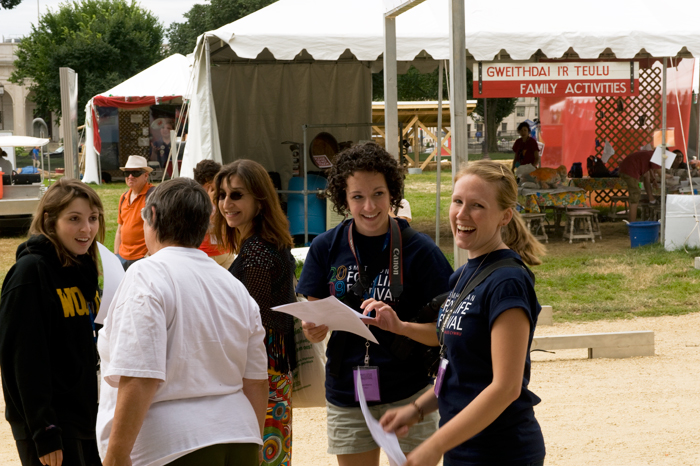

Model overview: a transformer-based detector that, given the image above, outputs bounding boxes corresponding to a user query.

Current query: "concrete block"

[539,305,553,326]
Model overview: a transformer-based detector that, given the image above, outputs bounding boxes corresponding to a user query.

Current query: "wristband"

[411,401,424,422]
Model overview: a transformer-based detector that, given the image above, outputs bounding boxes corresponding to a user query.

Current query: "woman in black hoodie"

[0,178,105,466]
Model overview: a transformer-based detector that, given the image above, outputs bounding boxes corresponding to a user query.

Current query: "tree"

[167,0,278,56]
[10,0,164,123]
[1,0,22,9]
[471,98,518,153]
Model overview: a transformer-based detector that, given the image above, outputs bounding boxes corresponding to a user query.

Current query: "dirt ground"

[1,311,699,465]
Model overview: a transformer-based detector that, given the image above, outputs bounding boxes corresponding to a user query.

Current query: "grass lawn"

[2,174,700,323]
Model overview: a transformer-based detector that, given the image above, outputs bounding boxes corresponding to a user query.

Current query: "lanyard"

[347,217,404,300]
[87,302,97,344]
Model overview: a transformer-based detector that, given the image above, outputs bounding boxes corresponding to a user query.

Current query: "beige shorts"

[326,385,438,455]
[620,173,641,204]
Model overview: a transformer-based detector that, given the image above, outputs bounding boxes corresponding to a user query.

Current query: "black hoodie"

[0,235,100,458]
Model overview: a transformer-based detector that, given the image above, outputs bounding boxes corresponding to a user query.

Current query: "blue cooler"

[288,175,327,239]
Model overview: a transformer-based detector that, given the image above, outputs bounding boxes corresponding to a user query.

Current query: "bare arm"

[102,377,160,466]
[361,299,438,346]
[533,150,541,168]
[642,171,655,202]
[242,377,269,438]
[114,224,122,254]
[402,308,531,466]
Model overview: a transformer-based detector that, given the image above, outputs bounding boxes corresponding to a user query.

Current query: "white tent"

[184,0,700,180]
[83,54,193,183]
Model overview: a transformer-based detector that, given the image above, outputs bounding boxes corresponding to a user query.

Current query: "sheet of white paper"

[602,140,615,163]
[651,147,677,169]
[95,242,125,325]
[356,371,406,466]
[272,296,378,344]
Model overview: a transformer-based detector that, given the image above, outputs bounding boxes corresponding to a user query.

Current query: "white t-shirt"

[96,247,268,466]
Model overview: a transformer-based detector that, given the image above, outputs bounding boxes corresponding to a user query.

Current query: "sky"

[0,0,197,39]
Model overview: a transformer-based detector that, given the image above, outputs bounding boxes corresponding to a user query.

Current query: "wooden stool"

[563,211,596,243]
[640,202,661,221]
[521,212,548,243]
[566,206,602,239]
[608,195,630,221]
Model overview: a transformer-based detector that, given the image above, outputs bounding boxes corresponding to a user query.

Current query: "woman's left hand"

[361,299,404,335]
[404,441,443,466]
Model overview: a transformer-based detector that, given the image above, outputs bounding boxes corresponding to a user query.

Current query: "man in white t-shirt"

[97,178,268,466]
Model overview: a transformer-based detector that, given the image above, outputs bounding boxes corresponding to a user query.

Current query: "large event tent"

[184,0,700,178]
[83,54,193,183]
[180,0,700,247]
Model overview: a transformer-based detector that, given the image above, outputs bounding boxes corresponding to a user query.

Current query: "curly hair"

[193,159,221,186]
[326,142,404,216]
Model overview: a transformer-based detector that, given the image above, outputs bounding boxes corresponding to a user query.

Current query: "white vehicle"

[0,136,49,229]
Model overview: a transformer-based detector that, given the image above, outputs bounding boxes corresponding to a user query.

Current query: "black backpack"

[568,162,583,179]
[587,155,611,177]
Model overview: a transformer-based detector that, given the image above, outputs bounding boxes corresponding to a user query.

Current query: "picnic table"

[569,177,627,204]
[518,187,588,213]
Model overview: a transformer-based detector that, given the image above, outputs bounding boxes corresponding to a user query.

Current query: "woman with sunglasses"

[212,160,297,466]
[0,178,105,466]
[114,156,155,271]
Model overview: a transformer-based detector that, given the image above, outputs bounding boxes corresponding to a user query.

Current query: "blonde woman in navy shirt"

[380,160,546,466]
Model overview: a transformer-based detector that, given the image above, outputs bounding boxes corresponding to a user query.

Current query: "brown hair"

[454,161,545,266]
[30,178,106,267]
[212,160,293,253]
[326,142,404,216]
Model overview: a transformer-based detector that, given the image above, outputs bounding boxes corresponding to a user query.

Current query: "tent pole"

[449,0,469,267]
[436,60,444,246]
[303,124,308,245]
[383,16,399,160]
[661,58,668,245]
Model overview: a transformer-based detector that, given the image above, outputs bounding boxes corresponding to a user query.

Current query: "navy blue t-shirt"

[296,218,453,407]
[437,248,545,465]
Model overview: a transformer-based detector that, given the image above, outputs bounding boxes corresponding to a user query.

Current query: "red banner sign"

[474,62,640,98]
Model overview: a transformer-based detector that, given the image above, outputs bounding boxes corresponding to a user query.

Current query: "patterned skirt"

[262,370,293,466]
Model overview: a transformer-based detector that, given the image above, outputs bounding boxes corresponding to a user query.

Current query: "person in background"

[0,178,105,466]
[193,159,235,269]
[512,122,540,171]
[114,156,154,271]
[618,149,660,222]
[380,160,546,466]
[391,198,412,222]
[212,160,298,466]
[150,118,175,169]
[297,142,453,466]
[0,150,13,175]
[97,178,268,466]
[31,146,40,168]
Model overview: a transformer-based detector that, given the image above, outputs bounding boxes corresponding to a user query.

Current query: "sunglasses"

[218,191,246,201]
[123,170,146,178]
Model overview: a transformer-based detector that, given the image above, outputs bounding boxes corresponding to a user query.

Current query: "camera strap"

[347,216,404,300]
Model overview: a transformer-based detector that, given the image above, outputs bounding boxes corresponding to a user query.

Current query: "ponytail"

[501,211,545,266]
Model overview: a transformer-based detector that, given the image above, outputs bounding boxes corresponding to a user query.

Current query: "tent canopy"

[183,0,700,179]
[97,53,193,102]
[83,54,194,183]
[202,0,700,63]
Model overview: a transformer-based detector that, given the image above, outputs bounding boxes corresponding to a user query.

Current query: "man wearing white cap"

[115,155,155,270]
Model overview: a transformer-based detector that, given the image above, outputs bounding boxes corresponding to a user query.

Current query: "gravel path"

[2,312,698,465]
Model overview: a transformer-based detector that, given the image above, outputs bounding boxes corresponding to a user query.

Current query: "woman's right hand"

[39,449,63,466]
[380,404,421,438]
[301,321,328,343]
